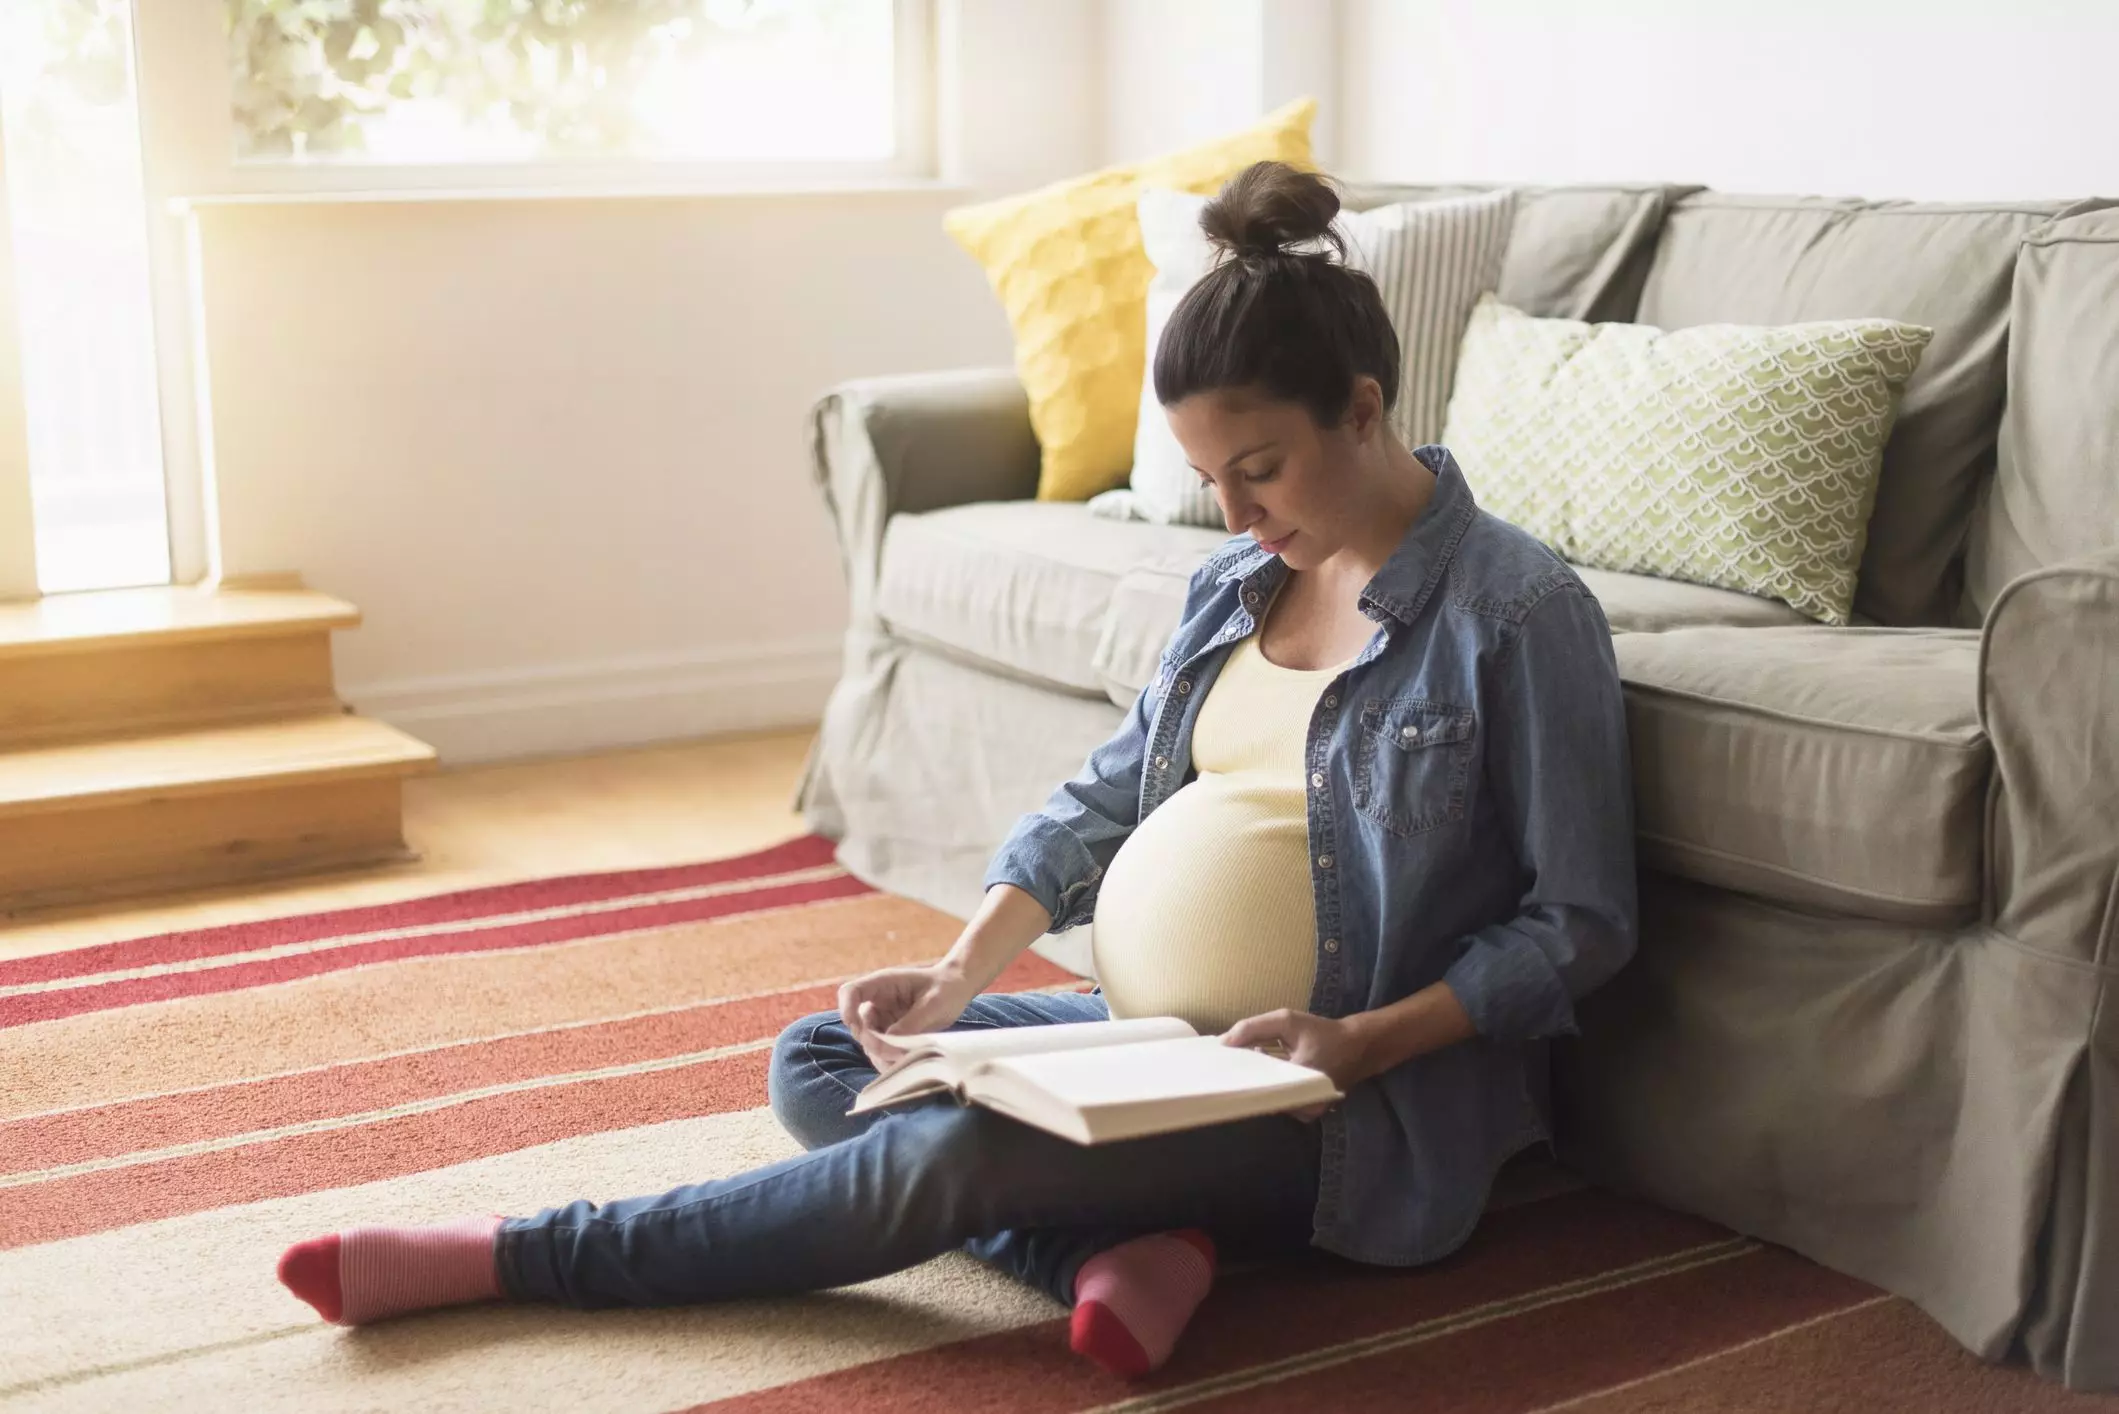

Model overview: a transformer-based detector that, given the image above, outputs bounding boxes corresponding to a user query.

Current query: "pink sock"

[277,1215,505,1325]
[1069,1229,1216,1379]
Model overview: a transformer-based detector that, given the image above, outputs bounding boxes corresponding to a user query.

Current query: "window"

[0,0,170,593]
[136,0,934,195]
[228,0,905,167]
[0,0,934,597]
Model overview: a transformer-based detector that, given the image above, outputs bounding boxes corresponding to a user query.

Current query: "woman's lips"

[1258,531,1295,554]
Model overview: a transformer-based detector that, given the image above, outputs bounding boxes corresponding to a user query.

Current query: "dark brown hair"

[1152,161,1400,428]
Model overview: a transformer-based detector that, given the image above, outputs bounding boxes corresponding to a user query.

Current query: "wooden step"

[0,583,360,657]
[0,712,439,913]
[0,711,435,819]
[0,585,360,746]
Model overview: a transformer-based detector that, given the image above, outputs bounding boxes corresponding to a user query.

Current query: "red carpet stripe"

[676,1189,1791,1414]
[0,872,872,1029]
[2,952,1078,1173]
[2,1045,774,1250]
[0,833,843,987]
[0,961,1084,1251]
[0,986,837,1174]
[1169,1246,1876,1413]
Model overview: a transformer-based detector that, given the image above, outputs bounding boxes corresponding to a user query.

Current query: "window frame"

[0,107,42,599]
[135,0,936,200]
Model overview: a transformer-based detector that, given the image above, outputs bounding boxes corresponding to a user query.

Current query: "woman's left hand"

[1221,1008,1368,1121]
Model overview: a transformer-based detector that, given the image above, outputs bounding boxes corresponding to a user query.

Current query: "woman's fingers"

[1222,1010,1295,1056]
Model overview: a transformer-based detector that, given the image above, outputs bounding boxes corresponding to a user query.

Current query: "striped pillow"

[1092,186,1517,527]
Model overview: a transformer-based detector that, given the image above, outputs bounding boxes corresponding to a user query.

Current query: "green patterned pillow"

[1440,295,1933,624]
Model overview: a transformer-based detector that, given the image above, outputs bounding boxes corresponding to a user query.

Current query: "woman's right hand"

[837,961,979,1071]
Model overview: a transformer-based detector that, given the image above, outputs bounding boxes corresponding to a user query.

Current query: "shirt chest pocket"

[1352,698,1477,839]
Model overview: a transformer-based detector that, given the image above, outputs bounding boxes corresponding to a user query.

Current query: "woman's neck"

[1318,438,1437,586]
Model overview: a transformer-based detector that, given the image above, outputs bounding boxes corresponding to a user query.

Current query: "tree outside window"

[223,0,900,164]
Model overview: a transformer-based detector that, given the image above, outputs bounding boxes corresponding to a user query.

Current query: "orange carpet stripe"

[2,952,1077,1175]
[1,892,974,1120]
[0,956,1084,1250]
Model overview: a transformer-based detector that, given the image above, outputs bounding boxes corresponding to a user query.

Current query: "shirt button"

[1323,694,1338,709]
[1244,591,1260,609]
[1323,937,1341,954]
[1175,679,1191,695]
[1401,724,1421,742]
[1317,853,1334,870]
[1310,771,1324,788]
[1154,755,1168,770]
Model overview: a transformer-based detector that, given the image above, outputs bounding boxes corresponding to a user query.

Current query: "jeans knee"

[767,1009,857,1149]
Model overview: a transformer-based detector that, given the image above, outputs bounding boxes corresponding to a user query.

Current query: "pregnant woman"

[276,161,1639,1380]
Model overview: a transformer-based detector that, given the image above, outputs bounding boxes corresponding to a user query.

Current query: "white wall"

[1341,0,2119,200]
[187,0,1100,767]
[1103,0,1340,165]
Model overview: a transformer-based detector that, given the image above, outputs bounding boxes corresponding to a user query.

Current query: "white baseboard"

[340,634,843,767]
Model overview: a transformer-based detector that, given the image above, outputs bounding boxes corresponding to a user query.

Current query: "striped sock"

[1069,1229,1216,1379]
[277,1215,505,1325]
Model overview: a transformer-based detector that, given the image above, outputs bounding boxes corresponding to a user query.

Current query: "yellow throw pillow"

[944,99,1317,502]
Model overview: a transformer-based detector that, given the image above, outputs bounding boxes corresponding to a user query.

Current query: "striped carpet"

[1,834,2105,1413]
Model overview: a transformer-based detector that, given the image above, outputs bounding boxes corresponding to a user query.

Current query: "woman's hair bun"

[1198,161,1344,264]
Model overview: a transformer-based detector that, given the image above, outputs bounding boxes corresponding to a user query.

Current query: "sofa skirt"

[1555,870,2112,1389]
[795,633,1113,974]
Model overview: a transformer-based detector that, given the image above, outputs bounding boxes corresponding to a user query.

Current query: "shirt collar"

[1214,445,1479,628]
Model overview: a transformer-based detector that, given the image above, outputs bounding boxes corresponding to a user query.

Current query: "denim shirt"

[984,445,1639,1266]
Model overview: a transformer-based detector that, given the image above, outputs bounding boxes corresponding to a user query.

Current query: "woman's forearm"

[937,883,1054,991]
[1343,981,1479,1084]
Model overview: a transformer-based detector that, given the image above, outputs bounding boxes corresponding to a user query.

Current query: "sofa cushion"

[1573,567,1808,634]
[1961,202,2119,623]
[1093,556,1812,709]
[1616,626,1988,925]
[1443,295,1931,624]
[877,502,1227,697]
[1637,194,2074,628]
[940,99,1316,503]
[1343,182,1697,324]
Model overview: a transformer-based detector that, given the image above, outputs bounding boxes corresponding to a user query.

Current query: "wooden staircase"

[0,581,438,914]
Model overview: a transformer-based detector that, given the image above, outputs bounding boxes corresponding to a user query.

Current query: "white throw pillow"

[1091,186,1517,526]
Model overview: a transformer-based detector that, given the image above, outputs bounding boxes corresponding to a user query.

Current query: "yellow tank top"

[1091,630,1356,1033]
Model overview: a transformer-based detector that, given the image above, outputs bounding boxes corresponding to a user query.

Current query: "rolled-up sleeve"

[1442,583,1638,1042]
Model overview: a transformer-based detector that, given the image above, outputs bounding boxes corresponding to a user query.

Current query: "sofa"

[793,181,2119,1391]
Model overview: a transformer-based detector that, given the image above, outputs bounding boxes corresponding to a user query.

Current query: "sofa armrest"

[1978,546,2119,962]
[808,368,1041,615]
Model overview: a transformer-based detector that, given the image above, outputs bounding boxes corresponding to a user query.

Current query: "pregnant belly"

[1091,774,1320,1034]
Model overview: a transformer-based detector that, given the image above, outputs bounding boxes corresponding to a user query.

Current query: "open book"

[848,1016,1343,1145]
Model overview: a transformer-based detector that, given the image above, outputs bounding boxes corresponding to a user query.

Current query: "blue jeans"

[496,990,1323,1309]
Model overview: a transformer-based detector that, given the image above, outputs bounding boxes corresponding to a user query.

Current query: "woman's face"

[1164,382,1381,571]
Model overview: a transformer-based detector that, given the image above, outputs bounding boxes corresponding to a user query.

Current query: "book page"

[849,1016,1199,1116]
[985,1034,1339,1122]
[886,1015,1195,1067]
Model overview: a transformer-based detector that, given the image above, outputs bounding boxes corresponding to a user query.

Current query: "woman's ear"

[1343,376,1388,444]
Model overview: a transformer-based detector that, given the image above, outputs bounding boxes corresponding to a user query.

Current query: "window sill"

[169,176,971,213]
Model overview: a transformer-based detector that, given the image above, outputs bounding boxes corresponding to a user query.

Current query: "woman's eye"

[1244,466,1281,484]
